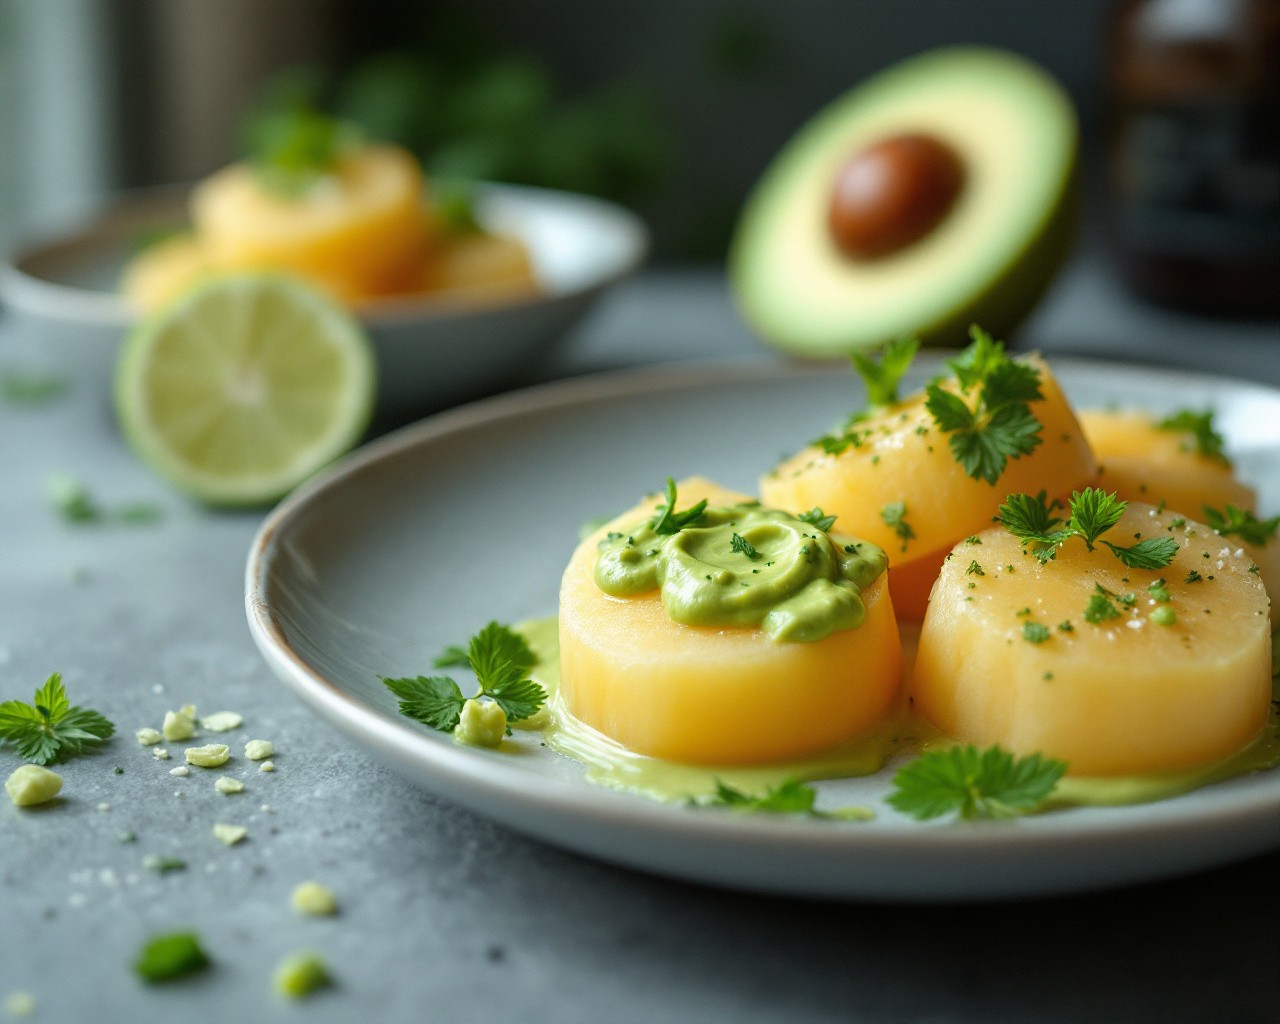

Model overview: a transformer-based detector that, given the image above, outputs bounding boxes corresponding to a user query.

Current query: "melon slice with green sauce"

[730,47,1077,355]
[559,478,902,765]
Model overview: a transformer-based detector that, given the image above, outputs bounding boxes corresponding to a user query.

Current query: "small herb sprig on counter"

[1,369,66,406]
[1157,409,1229,466]
[384,622,545,736]
[47,475,163,526]
[887,744,1066,821]
[1202,504,1280,547]
[924,326,1044,485]
[0,673,115,765]
[998,488,1178,569]
[650,477,708,536]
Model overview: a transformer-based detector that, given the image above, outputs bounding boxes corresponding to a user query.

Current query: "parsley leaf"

[382,675,466,732]
[432,645,472,669]
[1,369,66,405]
[650,477,708,536]
[1157,409,1229,466]
[0,673,115,765]
[384,622,545,736]
[1103,536,1181,569]
[924,326,1044,484]
[1202,504,1280,547]
[1022,622,1051,644]
[134,932,211,983]
[1068,488,1127,550]
[998,488,1177,570]
[797,508,837,532]
[880,502,914,551]
[850,336,920,409]
[730,533,761,559]
[887,744,1066,820]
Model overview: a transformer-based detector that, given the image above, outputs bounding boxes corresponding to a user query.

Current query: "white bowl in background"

[0,182,649,419]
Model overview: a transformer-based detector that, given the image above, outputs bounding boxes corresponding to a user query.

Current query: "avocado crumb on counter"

[184,744,230,768]
[200,711,243,732]
[454,698,506,747]
[135,727,162,746]
[259,760,275,772]
[212,823,247,846]
[162,709,196,742]
[5,765,62,807]
[214,777,244,795]
[244,739,274,761]
[291,881,338,916]
[4,992,36,1017]
[274,951,333,999]
[152,747,171,760]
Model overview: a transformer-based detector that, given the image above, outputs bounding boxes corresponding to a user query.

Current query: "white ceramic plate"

[0,182,648,417]
[245,357,1280,901]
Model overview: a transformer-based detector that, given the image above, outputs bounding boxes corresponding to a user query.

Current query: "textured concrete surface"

[1,264,1278,1024]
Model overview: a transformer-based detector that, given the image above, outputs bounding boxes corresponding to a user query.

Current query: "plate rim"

[0,180,650,331]
[244,356,1280,862]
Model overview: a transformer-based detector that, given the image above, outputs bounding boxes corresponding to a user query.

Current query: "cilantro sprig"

[997,488,1178,569]
[887,744,1066,821]
[1203,504,1279,547]
[924,326,1044,484]
[851,336,920,409]
[797,508,837,532]
[0,673,115,765]
[383,622,545,736]
[650,477,708,536]
[1157,409,1229,466]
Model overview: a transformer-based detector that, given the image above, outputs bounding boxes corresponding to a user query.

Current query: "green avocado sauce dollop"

[593,503,887,642]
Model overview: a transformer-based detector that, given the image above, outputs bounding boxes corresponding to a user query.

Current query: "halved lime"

[115,274,376,506]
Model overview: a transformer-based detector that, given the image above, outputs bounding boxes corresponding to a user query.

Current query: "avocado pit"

[828,133,965,260]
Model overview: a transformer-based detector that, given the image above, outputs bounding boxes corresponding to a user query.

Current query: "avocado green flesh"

[516,618,1280,811]
[594,503,888,643]
[730,47,1079,356]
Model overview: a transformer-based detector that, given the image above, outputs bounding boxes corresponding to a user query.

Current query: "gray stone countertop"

[1,258,1278,1024]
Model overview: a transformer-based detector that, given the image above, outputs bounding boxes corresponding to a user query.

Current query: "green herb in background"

[46,475,163,526]
[0,673,115,765]
[1157,409,1230,466]
[1202,504,1280,547]
[1,369,65,406]
[133,932,211,983]
[245,106,362,196]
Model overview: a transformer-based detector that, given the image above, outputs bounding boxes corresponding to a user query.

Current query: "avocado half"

[729,48,1079,356]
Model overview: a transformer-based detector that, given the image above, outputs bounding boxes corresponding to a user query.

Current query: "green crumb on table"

[259,760,275,772]
[291,881,338,916]
[135,727,162,746]
[143,855,187,874]
[214,777,244,795]
[169,766,189,777]
[4,991,37,1017]
[454,698,506,747]
[212,823,247,846]
[274,951,333,999]
[185,744,230,768]
[1149,605,1177,626]
[201,711,242,732]
[133,931,210,983]
[5,764,62,807]
[244,739,274,760]
[162,709,195,742]
[152,747,171,760]
[119,830,137,843]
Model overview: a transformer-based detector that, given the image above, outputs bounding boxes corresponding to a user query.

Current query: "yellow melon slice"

[1079,409,1256,517]
[190,145,427,303]
[559,477,902,765]
[761,355,1097,620]
[122,234,215,312]
[911,503,1271,776]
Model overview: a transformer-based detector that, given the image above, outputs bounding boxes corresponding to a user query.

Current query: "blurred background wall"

[0,0,1116,259]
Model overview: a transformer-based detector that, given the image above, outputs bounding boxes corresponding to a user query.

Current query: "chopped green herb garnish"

[384,622,545,736]
[796,507,837,532]
[887,744,1066,821]
[1083,585,1123,624]
[0,673,115,765]
[880,502,914,551]
[850,336,920,409]
[1057,620,1074,632]
[133,932,211,983]
[1149,605,1177,626]
[1202,505,1280,547]
[1022,622,1050,644]
[143,855,187,874]
[965,560,985,577]
[1,369,65,405]
[1185,569,1203,583]
[245,106,360,196]
[703,778,872,821]
[998,488,1177,569]
[1147,579,1171,603]
[46,475,162,526]
[1157,409,1229,466]
[730,533,760,560]
[650,477,708,536]
[923,326,1044,484]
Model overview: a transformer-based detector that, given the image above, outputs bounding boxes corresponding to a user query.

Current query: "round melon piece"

[730,48,1077,355]
[191,145,427,303]
[760,355,1097,620]
[911,504,1272,777]
[1078,409,1257,517]
[559,478,902,765]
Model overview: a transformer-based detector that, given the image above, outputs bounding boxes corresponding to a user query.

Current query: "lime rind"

[115,273,376,506]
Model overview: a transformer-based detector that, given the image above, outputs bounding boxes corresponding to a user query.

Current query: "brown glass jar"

[1107,0,1280,316]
